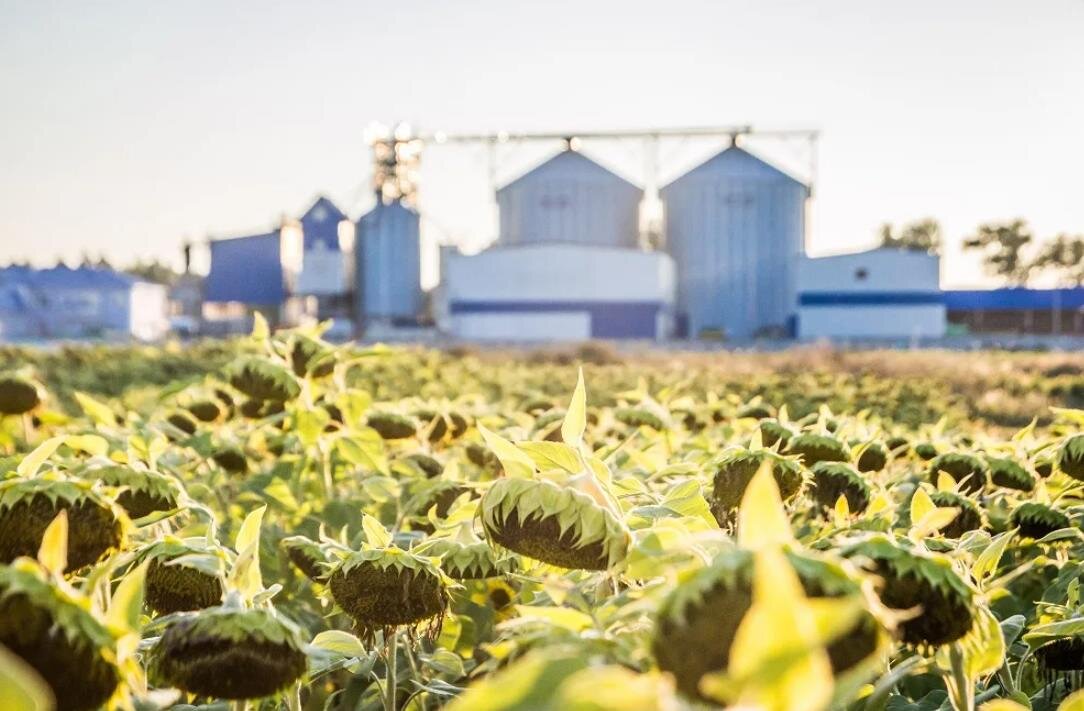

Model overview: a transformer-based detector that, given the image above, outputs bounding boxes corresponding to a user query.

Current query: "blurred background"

[0,0,1081,344]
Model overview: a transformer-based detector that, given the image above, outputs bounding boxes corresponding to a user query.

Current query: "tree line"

[879,219,1084,286]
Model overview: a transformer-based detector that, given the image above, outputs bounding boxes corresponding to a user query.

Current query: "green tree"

[123,259,180,285]
[878,218,942,255]
[962,219,1034,285]
[1031,234,1084,286]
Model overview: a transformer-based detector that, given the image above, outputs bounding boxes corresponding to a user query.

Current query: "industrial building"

[0,265,168,341]
[356,199,423,325]
[945,288,1084,335]
[796,249,946,340]
[663,146,808,339]
[440,243,675,341]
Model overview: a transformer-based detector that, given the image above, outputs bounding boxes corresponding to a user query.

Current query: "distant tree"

[963,219,1035,285]
[878,218,942,255]
[1031,234,1084,286]
[123,259,180,285]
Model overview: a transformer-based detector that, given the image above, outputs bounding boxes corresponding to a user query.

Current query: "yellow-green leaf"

[477,424,536,479]
[251,311,270,340]
[37,511,67,576]
[311,630,367,658]
[972,530,1013,583]
[107,561,148,633]
[16,436,65,478]
[1060,690,1084,710]
[63,434,108,457]
[231,505,266,598]
[737,462,793,549]
[73,391,118,428]
[513,605,594,632]
[910,487,935,524]
[362,514,392,548]
[938,471,957,492]
[0,645,53,711]
[561,368,587,447]
[911,507,960,540]
[517,441,582,474]
[980,701,1028,711]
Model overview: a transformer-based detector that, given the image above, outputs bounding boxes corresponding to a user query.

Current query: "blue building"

[945,287,1084,334]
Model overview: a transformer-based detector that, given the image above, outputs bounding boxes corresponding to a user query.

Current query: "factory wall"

[662,146,808,340]
[441,244,675,341]
[497,150,643,249]
[356,199,423,322]
[797,248,946,339]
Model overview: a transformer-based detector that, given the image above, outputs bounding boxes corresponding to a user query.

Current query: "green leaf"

[296,408,331,447]
[310,630,367,658]
[362,514,392,548]
[16,436,65,477]
[911,488,936,524]
[73,391,118,428]
[936,605,1004,680]
[1060,690,1084,710]
[561,368,587,447]
[37,511,67,576]
[444,650,586,711]
[737,461,793,549]
[107,561,148,633]
[231,505,266,599]
[62,434,108,457]
[251,311,270,340]
[477,424,536,479]
[513,605,594,632]
[911,507,960,540]
[336,433,389,476]
[972,530,1013,583]
[517,441,582,474]
[0,645,53,711]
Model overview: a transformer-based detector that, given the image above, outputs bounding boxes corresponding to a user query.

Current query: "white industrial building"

[439,244,675,341]
[797,248,946,340]
[0,265,169,341]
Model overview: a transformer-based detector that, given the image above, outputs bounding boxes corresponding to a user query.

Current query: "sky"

[0,0,1081,288]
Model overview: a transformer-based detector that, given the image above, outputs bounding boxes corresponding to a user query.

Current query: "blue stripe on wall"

[799,292,945,306]
[944,288,1084,311]
[449,300,662,339]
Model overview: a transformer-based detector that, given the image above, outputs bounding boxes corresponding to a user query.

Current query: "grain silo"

[661,146,808,339]
[355,199,423,323]
[496,148,642,248]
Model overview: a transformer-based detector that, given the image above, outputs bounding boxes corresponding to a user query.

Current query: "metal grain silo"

[497,149,642,248]
[355,199,423,322]
[661,146,808,339]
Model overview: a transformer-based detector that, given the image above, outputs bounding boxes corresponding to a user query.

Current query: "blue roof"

[0,265,137,290]
[299,196,346,252]
[204,232,285,304]
[945,287,1084,311]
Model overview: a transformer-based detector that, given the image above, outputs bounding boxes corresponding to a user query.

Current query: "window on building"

[855,268,869,281]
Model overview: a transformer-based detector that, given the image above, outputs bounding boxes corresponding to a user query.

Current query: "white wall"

[799,248,940,292]
[452,312,592,342]
[798,304,947,339]
[128,282,169,340]
[444,244,674,303]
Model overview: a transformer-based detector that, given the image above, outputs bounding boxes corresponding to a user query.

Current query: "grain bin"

[661,146,808,340]
[496,149,642,249]
[355,199,423,322]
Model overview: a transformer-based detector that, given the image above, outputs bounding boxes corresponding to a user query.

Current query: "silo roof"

[497,149,642,194]
[299,195,347,251]
[661,146,807,193]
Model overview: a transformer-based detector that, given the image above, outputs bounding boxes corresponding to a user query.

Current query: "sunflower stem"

[384,628,400,711]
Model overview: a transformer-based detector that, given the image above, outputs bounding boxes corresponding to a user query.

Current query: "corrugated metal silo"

[355,199,423,322]
[497,149,643,248]
[661,146,808,339]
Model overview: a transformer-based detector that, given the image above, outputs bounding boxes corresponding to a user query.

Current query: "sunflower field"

[2,326,1084,711]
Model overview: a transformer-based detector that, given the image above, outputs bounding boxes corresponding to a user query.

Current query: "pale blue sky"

[1,0,1081,287]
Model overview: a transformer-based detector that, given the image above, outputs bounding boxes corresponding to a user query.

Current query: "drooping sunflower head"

[328,547,449,636]
[83,463,181,520]
[986,456,1035,492]
[710,448,804,524]
[0,374,44,416]
[480,477,629,571]
[135,538,229,615]
[416,537,516,581]
[366,411,418,440]
[913,442,939,461]
[842,534,973,649]
[402,452,443,479]
[1011,502,1071,541]
[185,397,226,423]
[613,406,667,432]
[287,333,336,378]
[736,401,775,420]
[928,491,984,539]
[212,445,248,474]
[809,462,871,514]
[928,452,988,494]
[281,535,333,582]
[855,441,889,473]
[225,357,301,403]
[653,548,754,698]
[1058,435,1084,481]
[759,418,794,448]
[165,410,199,439]
[0,478,125,571]
[0,559,120,711]
[150,605,308,700]
[786,432,850,467]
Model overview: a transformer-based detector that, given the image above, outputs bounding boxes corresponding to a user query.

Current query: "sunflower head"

[212,445,248,474]
[928,452,988,494]
[758,419,794,448]
[480,477,629,571]
[135,538,229,615]
[0,374,44,416]
[913,442,939,461]
[710,448,804,525]
[856,442,889,473]
[928,491,983,538]
[225,357,301,403]
[0,478,125,570]
[613,407,666,431]
[416,537,516,580]
[288,333,336,378]
[1059,435,1084,481]
[0,559,120,711]
[786,432,850,467]
[986,456,1035,492]
[281,535,333,582]
[150,605,307,700]
[1011,502,1071,540]
[843,534,973,648]
[810,462,871,514]
[366,411,418,440]
[84,463,180,519]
